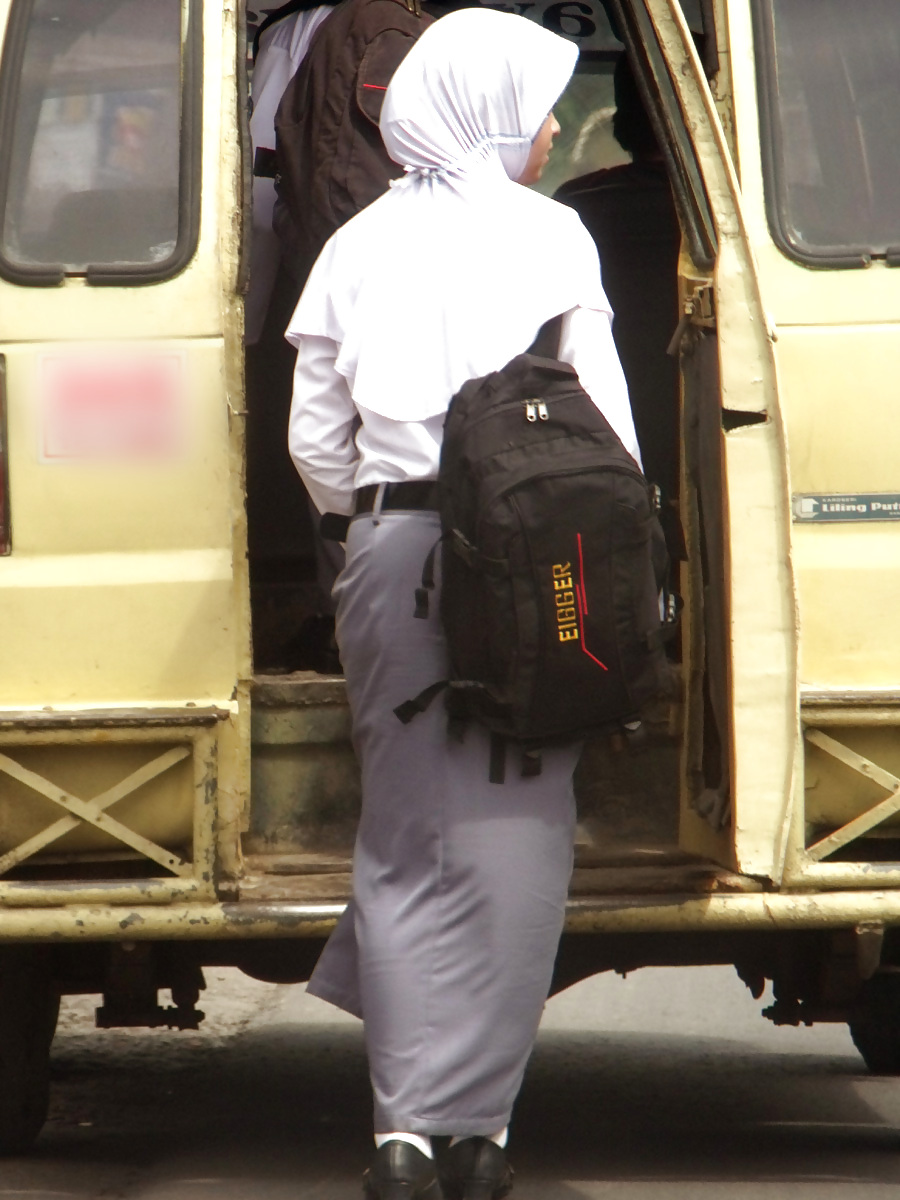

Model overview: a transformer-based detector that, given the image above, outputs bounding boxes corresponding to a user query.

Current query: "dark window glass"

[0,0,184,276]
[756,0,900,264]
[533,68,626,198]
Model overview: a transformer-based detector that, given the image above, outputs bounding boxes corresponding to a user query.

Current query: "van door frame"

[612,0,800,882]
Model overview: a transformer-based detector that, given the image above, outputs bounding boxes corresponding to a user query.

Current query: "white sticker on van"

[39,352,185,462]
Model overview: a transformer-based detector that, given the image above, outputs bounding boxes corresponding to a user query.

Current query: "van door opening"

[242,0,730,889]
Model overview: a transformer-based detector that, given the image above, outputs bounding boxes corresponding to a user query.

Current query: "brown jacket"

[273,0,433,284]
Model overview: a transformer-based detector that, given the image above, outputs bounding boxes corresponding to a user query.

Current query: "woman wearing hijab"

[286,10,640,1198]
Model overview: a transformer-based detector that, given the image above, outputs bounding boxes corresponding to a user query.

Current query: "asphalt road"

[6,963,900,1199]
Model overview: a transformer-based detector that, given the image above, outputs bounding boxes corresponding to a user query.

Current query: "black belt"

[320,481,440,542]
[354,480,440,514]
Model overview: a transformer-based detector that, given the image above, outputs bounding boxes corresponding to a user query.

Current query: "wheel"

[848,973,900,1074]
[0,948,59,1155]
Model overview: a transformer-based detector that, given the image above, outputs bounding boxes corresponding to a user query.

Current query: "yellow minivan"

[2,0,900,1153]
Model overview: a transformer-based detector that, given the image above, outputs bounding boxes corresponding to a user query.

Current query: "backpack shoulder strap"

[527,312,564,360]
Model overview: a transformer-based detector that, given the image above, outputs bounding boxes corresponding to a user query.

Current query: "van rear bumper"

[1,890,900,941]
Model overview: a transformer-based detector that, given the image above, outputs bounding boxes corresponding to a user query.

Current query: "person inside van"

[253,0,475,318]
[247,0,340,346]
[554,54,681,525]
[286,10,640,1198]
[246,0,434,672]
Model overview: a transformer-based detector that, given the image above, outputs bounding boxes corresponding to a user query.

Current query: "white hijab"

[286,8,612,423]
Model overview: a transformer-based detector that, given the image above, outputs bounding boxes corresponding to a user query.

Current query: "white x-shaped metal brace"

[0,746,193,877]
[805,728,900,863]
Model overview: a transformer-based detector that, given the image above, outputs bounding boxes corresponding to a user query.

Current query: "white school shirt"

[288,304,641,518]
[246,6,333,344]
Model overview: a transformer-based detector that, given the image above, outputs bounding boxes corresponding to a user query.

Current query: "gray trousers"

[307,510,578,1136]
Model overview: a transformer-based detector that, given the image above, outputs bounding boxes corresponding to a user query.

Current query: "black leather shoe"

[441,1137,514,1200]
[363,1140,443,1200]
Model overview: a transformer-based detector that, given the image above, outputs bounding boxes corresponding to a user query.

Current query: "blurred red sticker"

[40,352,184,461]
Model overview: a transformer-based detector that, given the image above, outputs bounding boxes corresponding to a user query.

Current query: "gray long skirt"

[307,510,579,1136]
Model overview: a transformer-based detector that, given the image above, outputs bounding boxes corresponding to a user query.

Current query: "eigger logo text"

[552,563,579,642]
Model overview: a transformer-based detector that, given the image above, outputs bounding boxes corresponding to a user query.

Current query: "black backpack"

[395,316,679,780]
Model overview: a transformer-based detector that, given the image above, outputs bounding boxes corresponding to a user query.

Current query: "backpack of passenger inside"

[272,0,432,284]
[396,315,678,779]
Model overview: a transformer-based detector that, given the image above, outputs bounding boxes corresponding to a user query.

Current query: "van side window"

[0,0,199,285]
[754,0,900,267]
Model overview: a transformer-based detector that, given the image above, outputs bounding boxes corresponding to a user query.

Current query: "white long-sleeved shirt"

[288,305,642,517]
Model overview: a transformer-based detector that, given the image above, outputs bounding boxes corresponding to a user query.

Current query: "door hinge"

[667,284,716,357]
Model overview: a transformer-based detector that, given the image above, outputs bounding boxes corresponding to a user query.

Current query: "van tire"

[848,974,900,1074]
[0,949,60,1155]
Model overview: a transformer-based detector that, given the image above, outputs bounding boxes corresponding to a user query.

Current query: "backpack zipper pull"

[524,401,537,422]
[537,402,549,421]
